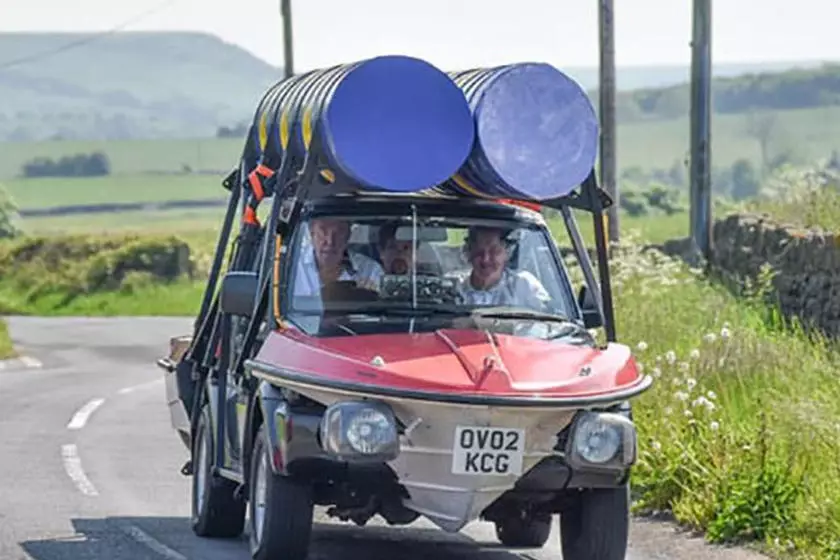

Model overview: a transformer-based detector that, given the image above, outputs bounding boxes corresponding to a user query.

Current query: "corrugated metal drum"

[247,55,476,193]
[446,62,599,201]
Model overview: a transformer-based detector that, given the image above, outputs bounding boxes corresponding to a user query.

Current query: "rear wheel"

[494,513,552,548]
[191,404,246,538]
[559,485,630,560]
[248,424,314,560]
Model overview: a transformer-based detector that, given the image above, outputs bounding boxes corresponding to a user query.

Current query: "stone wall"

[662,213,840,337]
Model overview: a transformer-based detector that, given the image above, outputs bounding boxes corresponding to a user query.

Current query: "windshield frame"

[276,196,584,333]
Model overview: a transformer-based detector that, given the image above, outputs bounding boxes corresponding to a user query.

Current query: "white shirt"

[293,246,384,297]
[456,269,551,310]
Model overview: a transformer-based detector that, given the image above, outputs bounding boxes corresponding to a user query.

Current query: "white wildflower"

[675,391,689,402]
[665,351,677,364]
[652,367,662,378]
[678,362,690,373]
[637,341,648,352]
[651,440,662,452]
[703,333,717,344]
[707,390,717,400]
[684,409,693,418]
[686,377,697,390]
[689,348,700,360]
[720,327,731,340]
[710,421,720,431]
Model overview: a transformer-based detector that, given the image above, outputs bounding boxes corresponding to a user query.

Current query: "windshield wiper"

[468,306,578,324]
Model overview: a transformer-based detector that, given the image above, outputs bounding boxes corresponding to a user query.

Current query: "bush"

[20,151,111,178]
[0,183,22,239]
[0,233,196,307]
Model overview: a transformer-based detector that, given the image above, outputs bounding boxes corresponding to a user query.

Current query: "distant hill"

[0,31,280,141]
[0,30,835,142]
[606,63,840,122]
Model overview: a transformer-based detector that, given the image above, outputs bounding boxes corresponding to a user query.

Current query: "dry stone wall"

[662,213,840,337]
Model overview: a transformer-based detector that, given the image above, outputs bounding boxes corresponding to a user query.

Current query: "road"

[0,317,769,560]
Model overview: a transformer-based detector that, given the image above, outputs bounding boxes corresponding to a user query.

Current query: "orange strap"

[248,171,265,201]
[243,206,260,226]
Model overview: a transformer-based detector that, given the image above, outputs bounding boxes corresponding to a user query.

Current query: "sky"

[2,0,839,71]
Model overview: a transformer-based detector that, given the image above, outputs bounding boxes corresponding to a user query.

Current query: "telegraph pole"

[598,0,619,244]
[280,0,295,78]
[689,0,713,261]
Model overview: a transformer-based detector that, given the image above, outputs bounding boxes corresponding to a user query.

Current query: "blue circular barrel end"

[475,63,599,200]
[322,55,475,192]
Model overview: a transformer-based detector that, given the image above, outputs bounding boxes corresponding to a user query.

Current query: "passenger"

[458,226,551,309]
[377,222,440,276]
[377,222,415,275]
[294,217,384,296]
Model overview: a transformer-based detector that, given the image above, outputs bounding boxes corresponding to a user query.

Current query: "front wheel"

[559,485,630,560]
[191,404,246,538]
[495,513,552,548]
[248,424,314,560]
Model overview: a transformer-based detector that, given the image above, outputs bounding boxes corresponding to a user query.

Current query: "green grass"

[0,319,14,360]
[0,138,243,178]
[574,242,840,559]
[2,174,228,209]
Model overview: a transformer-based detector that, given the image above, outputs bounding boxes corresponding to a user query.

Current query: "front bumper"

[261,387,636,533]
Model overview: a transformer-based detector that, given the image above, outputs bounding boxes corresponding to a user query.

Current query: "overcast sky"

[2,0,838,70]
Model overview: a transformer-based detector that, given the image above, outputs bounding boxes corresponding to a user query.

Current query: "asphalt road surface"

[0,317,769,560]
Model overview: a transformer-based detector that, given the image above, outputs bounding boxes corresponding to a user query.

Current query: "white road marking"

[19,355,43,368]
[67,398,105,430]
[118,378,164,395]
[121,524,188,560]
[60,444,99,497]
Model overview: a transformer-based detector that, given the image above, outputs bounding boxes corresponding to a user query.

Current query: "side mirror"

[577,285,603,329]
[220,271,259,317]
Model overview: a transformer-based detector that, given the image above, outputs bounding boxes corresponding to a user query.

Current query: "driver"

[293,217,384,296]
[458,226,551,309]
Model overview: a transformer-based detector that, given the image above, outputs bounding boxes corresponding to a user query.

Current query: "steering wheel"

[321,280,380,303]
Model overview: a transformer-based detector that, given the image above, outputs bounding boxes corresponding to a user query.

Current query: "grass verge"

[585,241,840,559]
[0,318,14,360]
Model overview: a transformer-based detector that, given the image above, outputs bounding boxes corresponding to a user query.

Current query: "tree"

[730,158,761,200]
[745,111,778,172]
[0,183,22,239]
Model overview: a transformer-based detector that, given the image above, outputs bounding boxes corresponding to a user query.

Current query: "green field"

[2,105,839,181]
[3,174,225,209]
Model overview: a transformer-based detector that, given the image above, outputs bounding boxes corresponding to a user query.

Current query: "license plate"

[451,426,525,476]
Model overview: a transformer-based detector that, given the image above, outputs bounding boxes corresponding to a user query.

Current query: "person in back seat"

[377,222,440,276]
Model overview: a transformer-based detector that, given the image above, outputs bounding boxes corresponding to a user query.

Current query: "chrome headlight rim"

[564,410,637,472]
[318,399,400,462]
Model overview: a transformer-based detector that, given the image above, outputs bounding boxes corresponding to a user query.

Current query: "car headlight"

[319,400,400,462]
[565,411,636,472]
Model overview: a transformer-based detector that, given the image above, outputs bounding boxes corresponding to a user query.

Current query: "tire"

[559,485,630,560]
[248,424,314,560]
[495,513,552,548]
[191,404,246,538]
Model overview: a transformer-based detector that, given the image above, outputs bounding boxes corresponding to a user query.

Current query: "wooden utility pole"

[280,0,295,78]
[598,0,619,244]
[689,0,713,261]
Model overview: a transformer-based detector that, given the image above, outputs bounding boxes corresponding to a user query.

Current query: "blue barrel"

[246,55,475,193]
[442,63,599,201]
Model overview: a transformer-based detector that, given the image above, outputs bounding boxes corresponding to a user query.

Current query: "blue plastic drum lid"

[458,63,600,201]
[313,55,476,192]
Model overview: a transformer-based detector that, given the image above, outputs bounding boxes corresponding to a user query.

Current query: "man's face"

[309,218,350,271]
[380,237,414,275]
[467,229,508,289]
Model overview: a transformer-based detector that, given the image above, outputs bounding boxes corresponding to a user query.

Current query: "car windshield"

[283,210,591,344]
